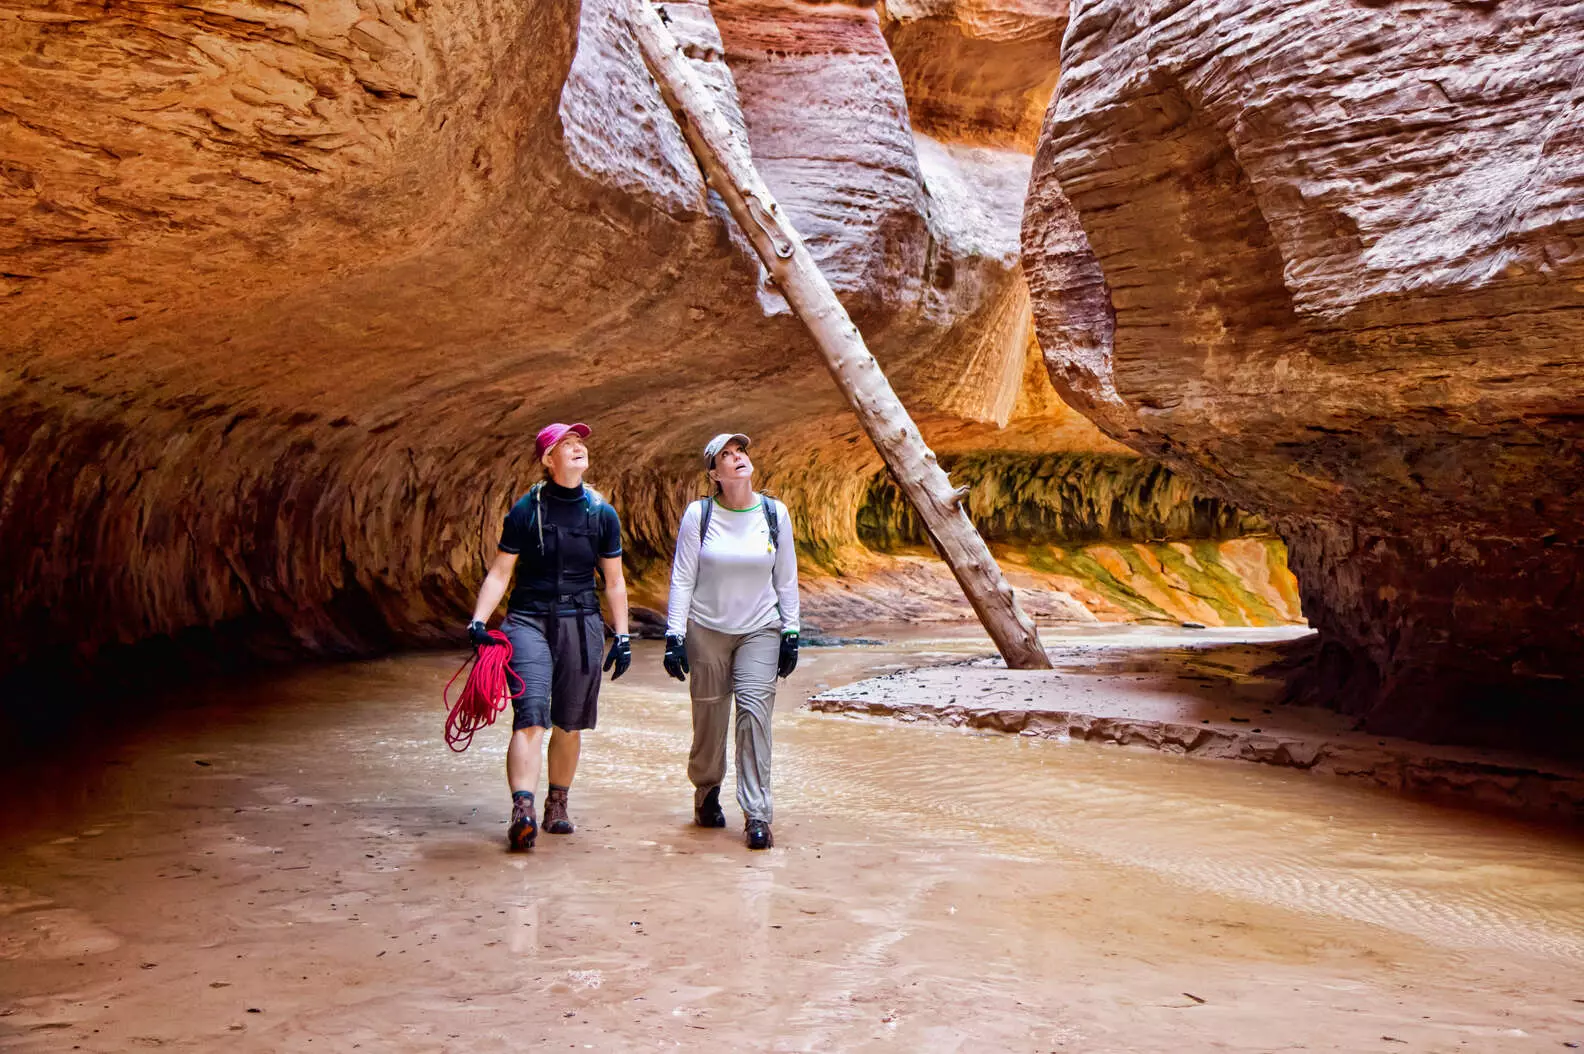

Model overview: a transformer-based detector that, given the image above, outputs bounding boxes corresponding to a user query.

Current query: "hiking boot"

[745,818,773,850]
[695,786,726,828]
[508,794,537,851]
[543,786,574,835]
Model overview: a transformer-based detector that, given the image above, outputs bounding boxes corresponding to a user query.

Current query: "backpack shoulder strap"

[696,497,713,554]
[762,496,779,552]
[526,481,546,552]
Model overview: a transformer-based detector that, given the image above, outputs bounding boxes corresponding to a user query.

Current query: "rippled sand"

[2,635,1582,1051]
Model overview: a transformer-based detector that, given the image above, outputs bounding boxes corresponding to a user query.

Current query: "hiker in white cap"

[662,432,800,850]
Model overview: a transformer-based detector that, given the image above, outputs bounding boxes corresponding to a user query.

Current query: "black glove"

[777,631,799,679]
[663,634,689,681]
[603,633,631,680]
[468,620,497,649]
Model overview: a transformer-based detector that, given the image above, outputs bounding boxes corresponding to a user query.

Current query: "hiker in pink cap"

[466,422,631,850]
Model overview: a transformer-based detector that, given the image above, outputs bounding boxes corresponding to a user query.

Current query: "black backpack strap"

[762,496,778,552]
[530,483,604,542]
[525,481,545,553]
[697,497,713,555]
[695,495,778,553]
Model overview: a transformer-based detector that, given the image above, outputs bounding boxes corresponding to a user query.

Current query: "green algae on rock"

[858,451,1265,549]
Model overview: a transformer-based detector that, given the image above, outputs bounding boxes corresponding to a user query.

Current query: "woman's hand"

[468,620,497,649]
[663,634,689,681]
[604,633,631,680]
[777,632,799,679]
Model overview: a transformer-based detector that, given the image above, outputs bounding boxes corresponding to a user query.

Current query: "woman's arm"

[771,500,800,634]
[664,502,702,638]
[600,555,629,635]
[471,550,518,624]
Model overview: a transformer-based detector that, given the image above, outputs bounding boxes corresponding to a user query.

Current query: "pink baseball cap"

[535,422,591,460]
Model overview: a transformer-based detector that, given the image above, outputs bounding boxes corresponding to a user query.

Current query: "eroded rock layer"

[879,0,1067,149]
[1024,0,1584,751]
[0,0,1280,694]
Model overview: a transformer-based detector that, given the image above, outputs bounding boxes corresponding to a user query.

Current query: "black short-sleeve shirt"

[499,482,622,612]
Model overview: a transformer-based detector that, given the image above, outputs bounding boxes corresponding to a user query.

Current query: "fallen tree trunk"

[628,0,1051,670]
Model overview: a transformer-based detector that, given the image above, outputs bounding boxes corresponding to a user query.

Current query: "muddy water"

[2,632,1582,1052]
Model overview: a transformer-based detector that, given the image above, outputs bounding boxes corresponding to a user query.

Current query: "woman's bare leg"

[547,727,581,787]
[507,726,546,794]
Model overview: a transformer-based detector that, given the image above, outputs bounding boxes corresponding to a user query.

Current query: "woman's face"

[710,440,753,485]
[543,435,589,479]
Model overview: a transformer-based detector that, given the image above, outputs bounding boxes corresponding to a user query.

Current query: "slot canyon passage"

[2,0,1583,1049]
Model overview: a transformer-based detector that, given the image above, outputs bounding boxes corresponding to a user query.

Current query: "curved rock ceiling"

[4,0,1246,681]
[1023,0,1584,751]
[0,0,1306,731]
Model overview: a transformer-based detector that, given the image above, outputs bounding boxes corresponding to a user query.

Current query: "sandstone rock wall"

[1024,0,1584,751]
[0,0,1282,691]
[879,0,1067,149]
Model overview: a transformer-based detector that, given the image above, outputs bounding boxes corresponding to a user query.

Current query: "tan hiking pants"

[685,621,780,823]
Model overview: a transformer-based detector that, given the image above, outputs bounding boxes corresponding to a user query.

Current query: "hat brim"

[547,422,592,449]
[537,422,593,460]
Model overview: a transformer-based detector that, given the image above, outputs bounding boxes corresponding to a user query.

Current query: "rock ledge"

[810,629,1584,821]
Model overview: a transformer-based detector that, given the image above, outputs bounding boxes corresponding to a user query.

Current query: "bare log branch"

[628,0,1051,669]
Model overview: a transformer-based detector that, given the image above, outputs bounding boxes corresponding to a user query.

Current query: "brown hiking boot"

[543,786,574,835]
[508,794,537,851]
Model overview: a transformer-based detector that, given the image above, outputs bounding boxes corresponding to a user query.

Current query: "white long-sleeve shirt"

[665,495,800,638]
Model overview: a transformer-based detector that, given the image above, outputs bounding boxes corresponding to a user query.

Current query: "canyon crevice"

[1023,0,1584,753]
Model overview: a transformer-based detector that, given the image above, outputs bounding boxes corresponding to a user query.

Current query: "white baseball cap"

[703,432,751,467]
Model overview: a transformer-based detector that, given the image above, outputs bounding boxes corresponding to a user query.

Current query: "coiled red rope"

[443,630,522,752]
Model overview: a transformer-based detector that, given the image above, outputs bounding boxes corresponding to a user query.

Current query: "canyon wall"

[1023,0,1584,750]
[0,0,1283,696]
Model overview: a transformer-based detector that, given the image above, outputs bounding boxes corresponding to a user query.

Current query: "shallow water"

[2,630,1582,1051]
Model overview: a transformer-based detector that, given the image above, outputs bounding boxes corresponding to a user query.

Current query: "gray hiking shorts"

[501,609,604,732]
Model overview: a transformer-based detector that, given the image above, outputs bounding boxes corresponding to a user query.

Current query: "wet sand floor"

[2,633,1583,1052]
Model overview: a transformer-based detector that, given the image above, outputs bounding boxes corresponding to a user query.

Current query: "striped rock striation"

[0,0,1285,700]
[1023,0,1584,753]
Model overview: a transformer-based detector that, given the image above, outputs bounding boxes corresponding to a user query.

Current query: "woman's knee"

[734,673,778,704]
